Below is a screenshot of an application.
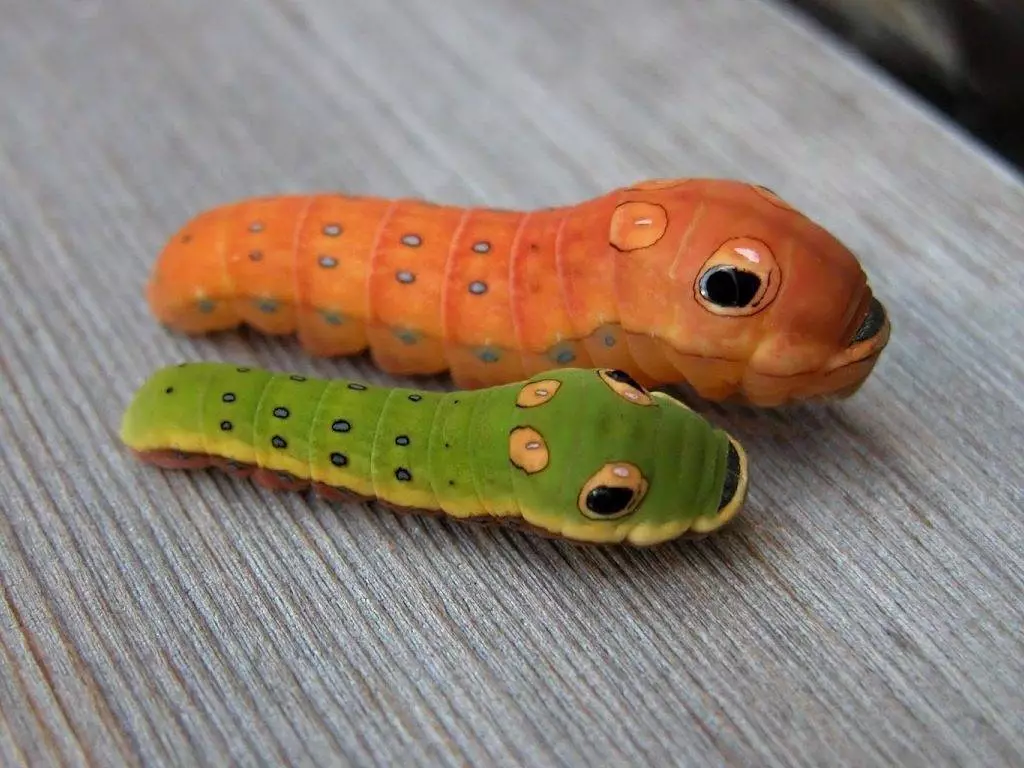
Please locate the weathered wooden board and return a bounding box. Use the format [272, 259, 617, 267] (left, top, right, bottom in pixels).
[1, 0, 1022, 765]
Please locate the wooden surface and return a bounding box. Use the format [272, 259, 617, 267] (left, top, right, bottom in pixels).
[2, 0, 1023, 765]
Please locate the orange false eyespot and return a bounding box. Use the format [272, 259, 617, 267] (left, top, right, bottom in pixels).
[597, 369, 654, 406]
[516, 378, 562, 408]
[694, 237, 780, 317]
[609, 201, 668, 252]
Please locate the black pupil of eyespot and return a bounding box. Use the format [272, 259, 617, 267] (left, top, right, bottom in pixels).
[700, 266, 761, 308]
[606, 369, 646, 392]
[585, 485, 635, 516]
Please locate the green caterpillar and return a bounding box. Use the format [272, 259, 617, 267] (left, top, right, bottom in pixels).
[120, 362, 749, 546]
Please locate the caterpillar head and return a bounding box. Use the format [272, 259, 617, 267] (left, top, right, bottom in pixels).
[506, 368, 747, 546]
[609, 178, 890, 406]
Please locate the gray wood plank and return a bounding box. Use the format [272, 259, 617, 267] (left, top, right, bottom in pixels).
[1, 0, 1022, 765]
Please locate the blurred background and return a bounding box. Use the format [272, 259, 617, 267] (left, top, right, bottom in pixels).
[782, 0, 1024, 172]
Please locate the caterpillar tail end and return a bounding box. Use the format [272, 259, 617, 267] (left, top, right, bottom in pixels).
[119, 364, 185, 452]
[119, 362, 222, 465]
[146, 214, 243, 336]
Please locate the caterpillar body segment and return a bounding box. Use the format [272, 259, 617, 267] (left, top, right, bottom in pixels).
[147, 178, 891, 406]
[121, 363, 748, 546]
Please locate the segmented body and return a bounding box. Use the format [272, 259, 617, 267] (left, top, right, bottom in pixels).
[147, 178, 890, 406]
[121, 363, 748, 546]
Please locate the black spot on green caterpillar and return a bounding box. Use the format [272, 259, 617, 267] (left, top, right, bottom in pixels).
[120, 362, 749, 546]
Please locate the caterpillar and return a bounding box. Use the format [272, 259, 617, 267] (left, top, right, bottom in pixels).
[146, 177, 890, 407]
[120, 362, 748, 546]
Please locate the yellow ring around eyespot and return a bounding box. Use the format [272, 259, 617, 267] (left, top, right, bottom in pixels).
[597, 369, 654, 406]
[509, 426, 550, 474]
[577, 461, 649, 521]
[516, 379, 562, 408]
[610, 201, 668, 251]
[693, 237, 780, 317]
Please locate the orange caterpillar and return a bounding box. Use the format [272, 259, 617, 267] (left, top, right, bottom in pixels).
[146, 178, 890, 406]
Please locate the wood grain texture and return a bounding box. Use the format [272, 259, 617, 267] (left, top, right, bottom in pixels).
[1, 0, 1022, 765]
